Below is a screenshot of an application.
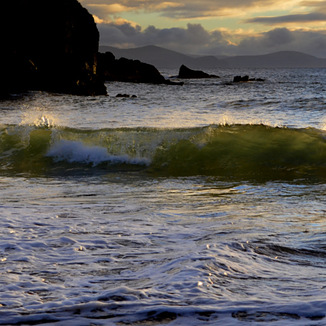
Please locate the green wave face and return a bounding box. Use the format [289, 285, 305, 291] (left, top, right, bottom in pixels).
[0, 125, 53, 175]
[1, 124, 326, 180]
[151, 124, 326, 180]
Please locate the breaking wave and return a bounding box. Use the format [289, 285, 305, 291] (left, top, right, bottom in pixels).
[1, 123, 326, 180]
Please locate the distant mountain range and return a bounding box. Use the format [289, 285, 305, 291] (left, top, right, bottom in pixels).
[99, 45, 326, 69]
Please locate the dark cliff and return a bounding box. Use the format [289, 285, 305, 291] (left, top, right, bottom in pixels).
[0, 0, 106, 97]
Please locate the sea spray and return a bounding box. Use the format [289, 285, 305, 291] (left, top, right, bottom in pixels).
[20, 110, 60, 128]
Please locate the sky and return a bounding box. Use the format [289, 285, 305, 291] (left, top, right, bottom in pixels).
[79, 0, 326, 57]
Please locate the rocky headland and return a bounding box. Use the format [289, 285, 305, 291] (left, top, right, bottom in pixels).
[98, 52, 183, 85]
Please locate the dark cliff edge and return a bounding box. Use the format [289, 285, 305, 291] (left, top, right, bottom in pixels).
[98, 52, 183, 85]
[0, 0, 106, 98]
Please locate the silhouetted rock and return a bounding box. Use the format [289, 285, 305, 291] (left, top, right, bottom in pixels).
[177, 65, 219, 79]
[98, 52, 183, 85]
[233, 75, 265, 83]
[116, 94, 137, 98]
[233, 75, 249, 82]
[0, 0, 106, 97]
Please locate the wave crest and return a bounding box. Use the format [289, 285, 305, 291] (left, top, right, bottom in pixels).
[1, 123, 326, 180]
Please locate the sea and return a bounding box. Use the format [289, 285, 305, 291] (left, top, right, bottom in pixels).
[1, 67, 326, 325]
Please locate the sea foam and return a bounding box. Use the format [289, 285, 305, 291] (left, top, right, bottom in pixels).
[46, 139, 150, 166]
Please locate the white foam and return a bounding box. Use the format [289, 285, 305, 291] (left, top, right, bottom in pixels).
[46, 139, 150, 166]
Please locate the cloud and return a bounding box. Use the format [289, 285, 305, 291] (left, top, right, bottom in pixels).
[80, 3, 134, 18]
[98, 23, 214, 52]
[82, 0, 326, 57]
[236, 28, 326, 56]
[300, 0, 326, 10]
[245, 0, 326, 25]
[80, 0, 301, 19]
[98, 21, 326, 57]
[246, 12, 326, 24]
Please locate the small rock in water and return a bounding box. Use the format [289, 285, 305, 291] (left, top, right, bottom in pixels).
[233, 75, 265, 82]
[233, 75, 249, 82]
[116, 94, 137, 98]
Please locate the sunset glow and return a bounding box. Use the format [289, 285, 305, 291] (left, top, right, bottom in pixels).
[79, 0, 326, 56]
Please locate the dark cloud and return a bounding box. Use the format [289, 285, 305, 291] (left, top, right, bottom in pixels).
[246, 12, 326, 24]
[98, 23, 217, 53]
[237, 28, 326, 57]
[98, 22, 326, 58]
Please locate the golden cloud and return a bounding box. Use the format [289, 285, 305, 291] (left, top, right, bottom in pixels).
[81, 0, 305, 19]
[88, 3, 132, 14]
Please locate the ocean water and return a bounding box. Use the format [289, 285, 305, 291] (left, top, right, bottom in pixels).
[1, 68, 326, 325]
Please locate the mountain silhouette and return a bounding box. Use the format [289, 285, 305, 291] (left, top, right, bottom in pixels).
[100, 45, 326, 69]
